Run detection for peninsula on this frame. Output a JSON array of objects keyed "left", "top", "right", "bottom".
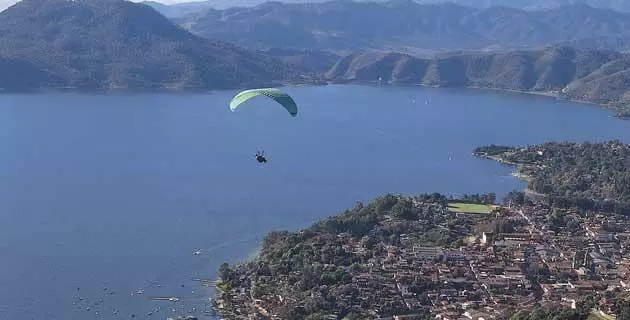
[
  {"left": 473, "top": 141, "right": 630, "bottom": 213},
  {"left": 213, "top": 141, "right": 630, "bottom": 319}
]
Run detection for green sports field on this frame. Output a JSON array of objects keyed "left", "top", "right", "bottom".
[{"left": 447, "top": 202, "right": 491, "bottom": 214}]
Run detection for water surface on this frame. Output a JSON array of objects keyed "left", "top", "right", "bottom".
[{"left": 0, "top": 85, "right": 627, "bottom": 319}]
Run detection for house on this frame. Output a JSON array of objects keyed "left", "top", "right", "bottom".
[
  {"left": 481, "top": 232, "right": 493, "bottom": 246},
  {"left": 414, "top": 246, "right": 443, "bottom": 261},
  {"left": 444, "top": 251, "right": 466, "bottom": 261}
]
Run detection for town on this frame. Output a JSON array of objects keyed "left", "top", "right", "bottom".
[{"left": 213, "top": 194, "right": 630, "bottom": 320}]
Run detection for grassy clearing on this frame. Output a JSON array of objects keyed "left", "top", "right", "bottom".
[{"left": 447, "top": 202, "right": 491, "bottom": 214}]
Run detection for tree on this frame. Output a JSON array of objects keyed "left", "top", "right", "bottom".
[
  {"left": 360, "top": 235, "right": 377, "bottom": 250},
  {"left": 566, "top": 218, "right": 581, "bottom": 233},
  {"left": 493, "top": 218, "right": 516, "bottom": 233},
  {"left": 548, "top": 209, "right": 566, "bottom": 232},
  {"left": 375, "top": 194, "right": 399, "bottom": 214},
  {"left": 251, "top": 281, "right": 266, "bottom": 298},
  {"left": 218, "top": 263, "right": 234, "bottom": 282},
  {"left": 503, "top": 190, "right": 525, "bottom": 205},
  {"left": 486, "top": 192, "right": 497, "bottom": 204},
  {"left": 342, "top": 312, "right": 366, "bottom": 320},
  {"left": 391, "top": 199, "right": 418, "bottom": 220}
]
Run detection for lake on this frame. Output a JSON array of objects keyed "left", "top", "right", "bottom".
[{"left": 0, "top": 85, "right": 628, "bottom": 320}]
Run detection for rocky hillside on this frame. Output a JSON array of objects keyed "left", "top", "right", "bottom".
[
  {"left": 0, "top": 0, "right": 302, "bottom": 91},
  {"left": 177, "top": 1, "right": 630, "bottom": 52},
  {"left": 261, "top": 48, "right": 341, "bottom": 72},
  {"left": 325, "top": 46, "right": 630, "bottom": 108}
]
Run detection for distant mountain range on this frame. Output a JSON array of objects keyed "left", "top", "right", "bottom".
[
  {"left": 0, "top": 0, "right": 307, "bottom": 91},
  {"left": 142, "top": 0, "right": 330, "bottom": 18},
  {"left": 142, "top": 0, "right": 630, "bottom": 19},
  {"left": 176, "top": 1, "right": 630, "bottom": 53},
  {"left": 140, "top": 1, "right": 215, "bottom": 18},
  {"left": 411, "top": 0, "right": 630, "bottom": 12},
  {"left": 142, "top": 0, "right": 630, "bottom": 17},
  {"left": 325, "top": 46, "right": 630, "bottom": 109}
]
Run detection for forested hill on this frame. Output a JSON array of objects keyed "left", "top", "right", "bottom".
[
  {"left": 0, "top": 0, "right": 302, "bottom": 92},
  {"left": 325, "top": 47, "right": 630, "bottom": 110},
  {"left": 178, "top": 1, "right": 630, "bottom": 52},
  {"left": 473, "top": 141, "right": 630, "bottom": 214}
]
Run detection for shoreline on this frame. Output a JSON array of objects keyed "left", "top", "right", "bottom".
[
  {"left": 472, "top": 152, "right": 538, "bottom": 194},
  {"left": 211, "top": 140, "right": 630, "bottom": 319},
  {"left": 211, "top": 159, "right": 541, "bottom": 318},
  {"left": 450, "top": 85, "right": 627, "bottom": 121},
  {"left": 0, "top": 80, "right": 627, "bottom": 121},
  {"left": 524, "top": 188, "right": 545, "bottom": 197},
  {"left": 464, "top": 85, "right": 560, "bottom": 99},
  {"left": 472, "top": 153, "right": 520, "bottom": 167},
  {"left": 329, "top": 79, "right": 628, "bottom": 118},
  {"left": 0, "top": 79, "right": 328, "bottom": 95}
]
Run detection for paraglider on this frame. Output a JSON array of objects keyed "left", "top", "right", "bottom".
[
  {"left": 255, "top": 150, "right": 267, "bottom": 164},
  {"left": 229, "top": 88, "right": 298, "bottom": 164},
  {"left": 229, "top": 88, "right": 298, "bottom": 117}
]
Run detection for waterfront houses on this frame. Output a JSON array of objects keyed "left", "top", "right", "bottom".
[{"left": 214, "top": 197, "right": 630, "bottom": 319}]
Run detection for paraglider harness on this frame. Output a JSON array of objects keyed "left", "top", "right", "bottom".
[{"left": 255, "top": 150, "right": 267, "bottom": 163}]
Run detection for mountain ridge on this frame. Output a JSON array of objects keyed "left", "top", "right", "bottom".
[
  {"left": 177, "top": 1, "right": 630, "bottom": 53},
  {"left": 142, "top": 0, "right": 630, "bottom": 17},
  {"left": 324, "top": 46, "right": 630, "bottom": 110},
  {"left": 0, "top": 0, "right": 307, "bottom": 92}
]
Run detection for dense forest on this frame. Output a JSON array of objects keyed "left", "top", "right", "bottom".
[{"left": 474, "top": 141, "right": 630, "bottom": 214}]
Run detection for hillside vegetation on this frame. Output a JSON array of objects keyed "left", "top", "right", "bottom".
[
  {"left": 474, "top": 141, "right": 630, "bottom": 214},
  {"left": 325, "top": 46, "right": 630, "bottom": 108},
  {"left": 178, "top": 1, "right": 630, "bottom": 52},
  {"left": 0, "top": 0, "right": 302, "bottom": 91}
]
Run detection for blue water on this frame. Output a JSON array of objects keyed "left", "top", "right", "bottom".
[{"left": 0, "top": 85, "right": 627, "bottom": 320}]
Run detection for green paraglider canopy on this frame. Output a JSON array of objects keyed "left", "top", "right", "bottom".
[{"left": 229, "top": 88, "right": 298, "bottom": 117}]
